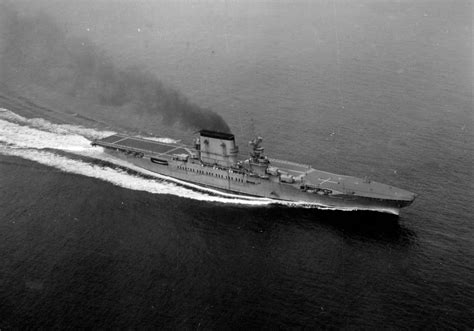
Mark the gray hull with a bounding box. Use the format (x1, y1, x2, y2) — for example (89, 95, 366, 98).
(102, 147, 413, 215)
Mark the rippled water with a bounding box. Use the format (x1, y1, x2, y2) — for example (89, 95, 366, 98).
(1, 0, 473, 328)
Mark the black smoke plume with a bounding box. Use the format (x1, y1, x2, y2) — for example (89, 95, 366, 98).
(0, 4, 231, 133)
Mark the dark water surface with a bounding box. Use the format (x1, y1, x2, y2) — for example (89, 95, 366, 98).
(1, 156, 472, 329)
(1, 0, 473, 328)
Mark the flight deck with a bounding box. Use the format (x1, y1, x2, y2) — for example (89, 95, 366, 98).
(93, 134, 190, 156)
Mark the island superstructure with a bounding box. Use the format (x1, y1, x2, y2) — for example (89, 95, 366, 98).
(91, 130, 416, 214)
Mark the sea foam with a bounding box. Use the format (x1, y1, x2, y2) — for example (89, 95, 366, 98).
(0, 108, 379, 211)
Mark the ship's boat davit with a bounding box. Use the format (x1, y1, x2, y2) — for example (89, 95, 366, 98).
(91, 130, 416, 215)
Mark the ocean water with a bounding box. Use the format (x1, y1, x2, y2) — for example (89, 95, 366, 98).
(1, 0, 473, 328)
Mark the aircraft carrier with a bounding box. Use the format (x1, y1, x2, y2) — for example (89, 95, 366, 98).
(91, 130, 416, 215)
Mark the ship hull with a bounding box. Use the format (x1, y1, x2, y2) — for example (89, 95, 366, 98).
(102, 148, 409, 215)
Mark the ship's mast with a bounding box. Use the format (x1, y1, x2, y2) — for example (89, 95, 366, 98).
(242, 136, 270, 176)
(249, 137, 269, 164)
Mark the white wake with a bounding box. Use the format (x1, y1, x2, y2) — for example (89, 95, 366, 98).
(0, 108, 387, 212)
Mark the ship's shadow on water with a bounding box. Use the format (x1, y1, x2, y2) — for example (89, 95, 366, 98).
(197, 203, 417, 246)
